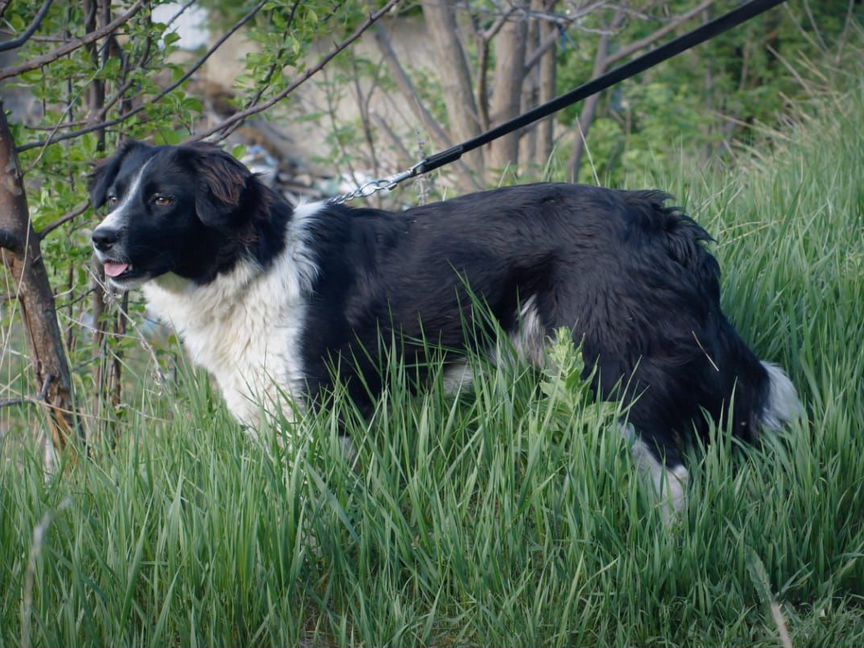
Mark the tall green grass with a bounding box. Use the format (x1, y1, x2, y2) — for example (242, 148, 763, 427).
(2, 83, 863, 647)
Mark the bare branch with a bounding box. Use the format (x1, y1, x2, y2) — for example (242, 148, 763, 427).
(215, 0, 305, 142)
(604, 0, 717, 67)
(523, 1, 610, 73)
(373, 25, 454, 151)
(17, 0, 265, 153)
(0, 0, 54, 53)
(243, 1, 301, 110)
(38, 201, 90, 239)
(0, 397, 33, 409)
(420, 0, 482, 148)
(25, 26, 153, 135)
(165, 0, 197, 29)
(0, 374, 51, 410)
(524, 24, 561, 73)
(154, 0, 266, 110)
(371, 113, 412, 163)
(372, 25, 480, 190)
(481, 6, 517, 42)
(568, 8, 625, 180)
(0, 0, 144, 82)
(193, 0, 400, 142)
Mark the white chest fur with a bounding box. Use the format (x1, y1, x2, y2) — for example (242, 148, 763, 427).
(142, 203, 321, 429)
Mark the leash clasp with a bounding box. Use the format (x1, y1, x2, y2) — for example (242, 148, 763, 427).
(327, 162, 423, 206)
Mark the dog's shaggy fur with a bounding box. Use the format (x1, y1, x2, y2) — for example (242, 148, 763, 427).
(90, 141, 802, 512)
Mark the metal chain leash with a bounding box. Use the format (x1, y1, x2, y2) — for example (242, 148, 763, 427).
(327, 162, 424, 205)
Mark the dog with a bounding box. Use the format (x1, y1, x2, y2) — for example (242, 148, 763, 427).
(89, 141, 802, 514)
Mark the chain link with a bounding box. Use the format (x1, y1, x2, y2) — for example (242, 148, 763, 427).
(327, 163, 422, 206)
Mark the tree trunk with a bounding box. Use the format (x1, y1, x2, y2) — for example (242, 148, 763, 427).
(535, 0, 558, 167)
(84, 0, 109, 422)
(372, 25, 480, 193)
(487, 8, 528, 174)
(518, 7, 540, 171)
(0, 105, 82, 455)
(420, 0, 484, 176)
(567, 10, 625, 182)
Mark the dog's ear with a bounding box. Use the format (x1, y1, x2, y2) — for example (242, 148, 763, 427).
(186, 144, 252, 229)
(88, 140, 143, 208)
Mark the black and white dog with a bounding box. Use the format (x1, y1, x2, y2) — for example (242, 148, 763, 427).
(90, 141, 801, 512)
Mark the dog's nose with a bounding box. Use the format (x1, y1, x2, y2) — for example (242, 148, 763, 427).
(92, 227, 120, 252)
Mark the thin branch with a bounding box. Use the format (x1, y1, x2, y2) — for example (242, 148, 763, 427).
(0, 0, 54, 53)
(0, 0, 144, 82)
(215, 0, 305, 142)
(801, 0, 828, 53)
(373, 23, 454, 151)
(0, 397, 31, 408)
(23, 92, 81, 172)
(523, 1, 610, 72)
(95, 19, 154, 123)
(835, 0, 857, 61)
(604, 0, 717, 67)
(481, 6, 516, 42)
(0, 374, 51, 410)
(194, 0, 400, 142)
(352, 55, 384, 185)
(38, 201, 90, 239)
(17, 0, 265, 153)
(165, 0, 197, 29)
(24, 27, 153, 134)
(372, 23, 480, 188)
(524, 24, 562, 73)
(0, 32, 67, 44)
(371, 112, 412, 164)
(242, 0, 301, 109)
(151, 0, 266, 108)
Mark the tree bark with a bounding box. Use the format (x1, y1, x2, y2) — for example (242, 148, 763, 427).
(518, 6, 540, 170)
(487, 7, 528, 174)
(84, 0, 108, 407)
(567, 10, 624, 182)
(420, 0, 484, 175)
(0, 105, 81, 454)
(535, 0, 558, 167)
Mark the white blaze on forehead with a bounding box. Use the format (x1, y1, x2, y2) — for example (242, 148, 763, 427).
(97, 158, 152, 231)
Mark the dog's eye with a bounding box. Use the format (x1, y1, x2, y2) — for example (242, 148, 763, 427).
(152, 194, 174, 208)
(107, 194, 119, 206)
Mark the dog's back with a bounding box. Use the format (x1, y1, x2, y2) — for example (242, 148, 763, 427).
(301, 184, 798, 471)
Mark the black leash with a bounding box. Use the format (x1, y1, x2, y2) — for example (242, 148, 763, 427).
(330, 0, 788, 204)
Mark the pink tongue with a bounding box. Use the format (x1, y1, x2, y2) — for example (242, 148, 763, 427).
(104, 262, 129, 278)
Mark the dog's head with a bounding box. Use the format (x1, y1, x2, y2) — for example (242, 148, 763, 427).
(89, 141, 264, 290)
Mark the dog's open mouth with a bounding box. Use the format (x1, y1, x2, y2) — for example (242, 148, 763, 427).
(104, 261, 133, 279)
